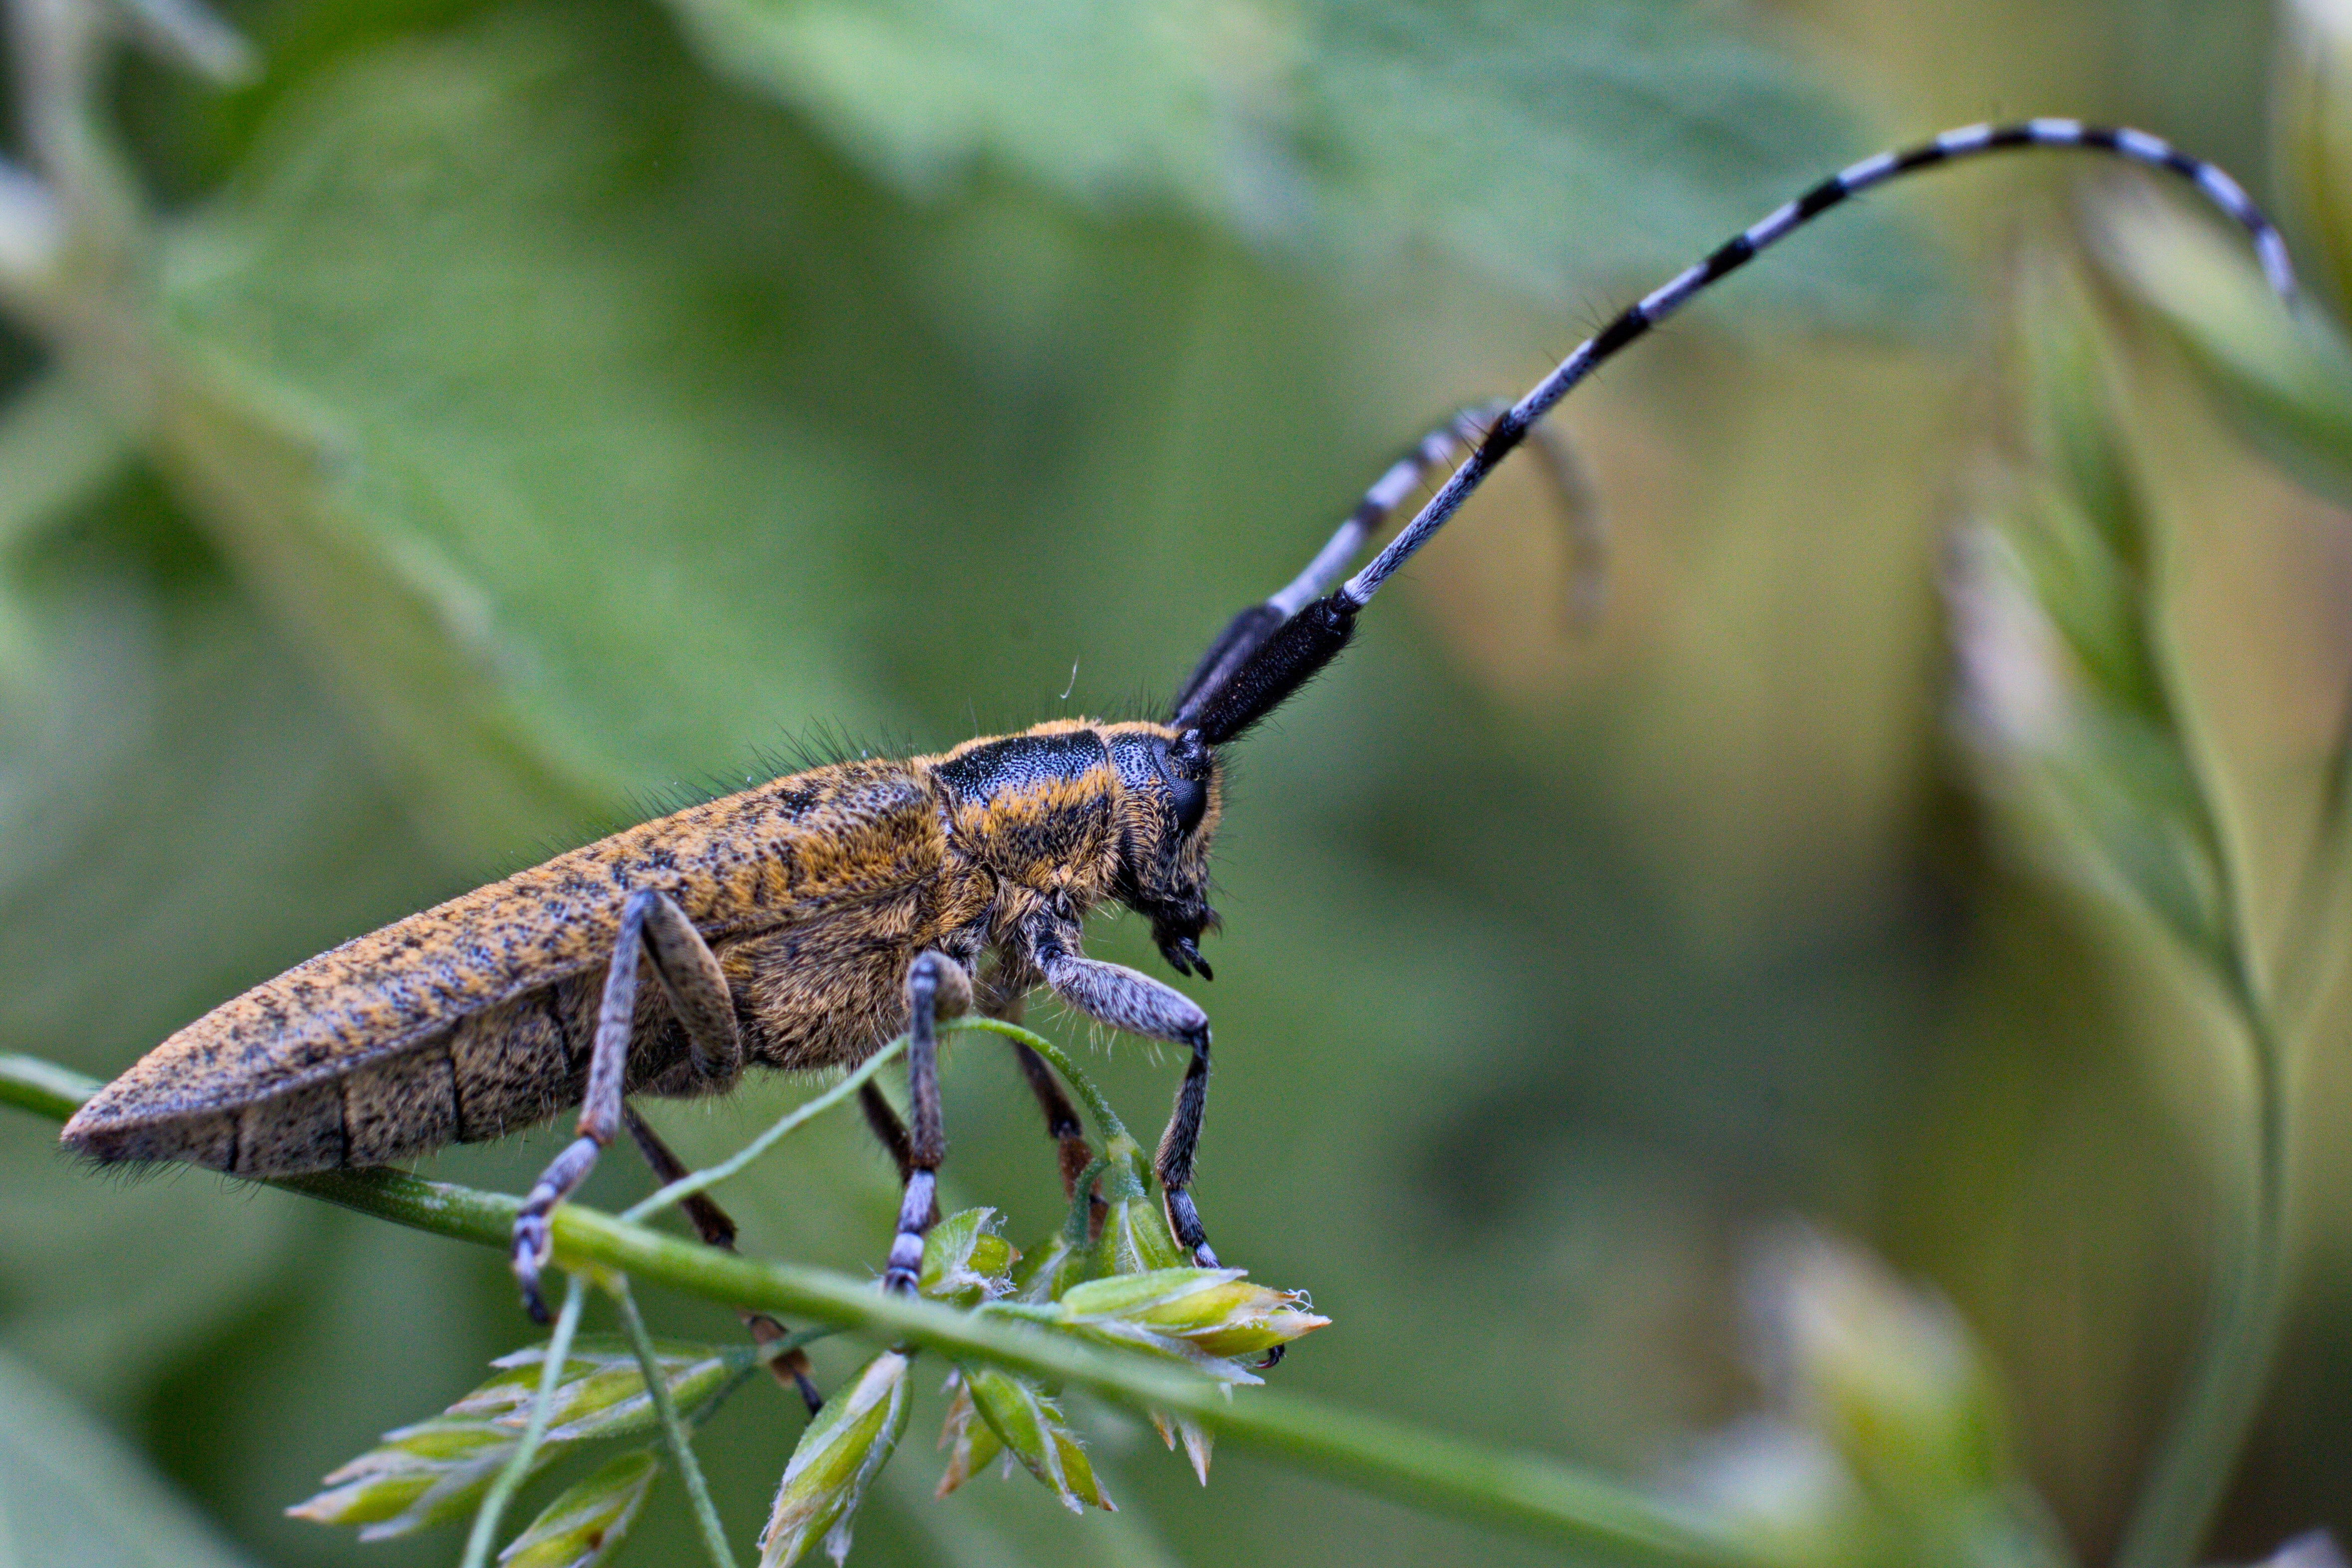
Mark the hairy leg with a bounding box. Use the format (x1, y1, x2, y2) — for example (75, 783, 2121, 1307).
(879, 950, 972, 1294)
(511, 889, 741, 1320)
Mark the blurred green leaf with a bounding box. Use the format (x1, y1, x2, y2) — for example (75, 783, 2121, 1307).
(147, 347, 617, 860)
(45, 0, 1945, 880)
(151, 7, 903, 862)
(0, 1349, 263, 1568)
(1677, 1228, 2067, 1568)
(0, 374, 136, 688)
(2096, 190, 2352, 508)
(0, 374, 135, 554)
(0, 484, 436, 1407)
(660, 0, 1938, 325)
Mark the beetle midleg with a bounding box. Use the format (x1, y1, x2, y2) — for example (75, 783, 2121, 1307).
(976, 957, 1097, 1203)
(1029, 919, 1218, 1265)
(624, 1106, 823, 1414)
(511, 889, 742, 1321)
(858, 1083, 913, 1183)
(1011, 1043, 1097, 1201)
(880, 949, 972, 1295)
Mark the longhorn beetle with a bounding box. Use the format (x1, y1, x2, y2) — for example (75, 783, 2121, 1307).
(61, 121, 2300, 1335)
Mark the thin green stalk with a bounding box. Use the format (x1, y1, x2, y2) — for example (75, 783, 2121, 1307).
(461, 1272, 586, 1568)
(0, 1052, 96, 1120)
(962, 1017, 1149, 1199)
(609, 1273, 739, 1568)
(564, 1206, 1747, 1568)
(623, 1037, 908, 1224)
(620, 1012, 1125, 1226)
(2115, 955, 2292, 1568)
(0, 1054, 1756, 1568)
(2272, 678, 2352, 1027)
(1064, 1155, 1111, 1244)
(956, 1017, 1131, 1143)
(2110, 593, 2297, 1568)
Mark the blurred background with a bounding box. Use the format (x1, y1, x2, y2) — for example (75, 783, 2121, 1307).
(0, 0, 2347, 1563)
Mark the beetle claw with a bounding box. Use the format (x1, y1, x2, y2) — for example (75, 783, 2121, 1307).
(513, 1218, 552, 1322)
(1165, 935, 1212, 980)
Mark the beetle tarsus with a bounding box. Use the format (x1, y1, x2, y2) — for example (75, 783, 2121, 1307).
(513, 1221, 552, 1323)
(1163, 1185, 1218, 1267)
(874, 951, 969, 1295)
(881, 1169, 935, 1295)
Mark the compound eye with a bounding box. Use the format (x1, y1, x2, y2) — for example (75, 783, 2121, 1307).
(1169, 774, 1209, 836)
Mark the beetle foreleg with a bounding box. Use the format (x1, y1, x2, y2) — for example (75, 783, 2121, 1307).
(1030, 922, 1220, 1266)
(1154, 1036, 1218, 1268)
(881, 949, 972, 1295)
(512, 888, 739, 1321)
(1033, 934, 1209, 1048)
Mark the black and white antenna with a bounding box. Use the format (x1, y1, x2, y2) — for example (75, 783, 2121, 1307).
(1174, 119, 2301, 745)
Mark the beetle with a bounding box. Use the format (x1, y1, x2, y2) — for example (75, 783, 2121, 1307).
(60, 119, 2298, 1328)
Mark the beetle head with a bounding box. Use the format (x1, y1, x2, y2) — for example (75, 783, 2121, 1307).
(1108, 725, 1223, 978)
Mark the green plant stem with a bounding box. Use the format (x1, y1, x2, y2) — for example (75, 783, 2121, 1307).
(609, 1273, 739, 1568)
(2115, 954, 2292, 1568)
(2274, 687, 2352, 1031)
(579, 1211, 1743, 1567)
(964, 1017, 1149, 1198)
(956, 1017, 1131, 1143)
(620, 1015, 1133, 1225)
(0, 1053, 1753, 1568)
(462, 1271, 586, 1568)
(2105, 598, 2297, 1568)
(0, 1052, 96, 1119)
(622, 1037, 907, 1224)
(1064, 1155, 1112, 1244)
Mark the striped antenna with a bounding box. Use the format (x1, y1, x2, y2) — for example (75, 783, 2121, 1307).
(1174, 120, 2301, 746)
(1345, 119, 2298, 609)
(1172, 402, 1504, 723)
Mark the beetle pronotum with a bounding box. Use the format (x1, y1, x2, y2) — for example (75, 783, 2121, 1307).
(61, 121, 2300, 1334)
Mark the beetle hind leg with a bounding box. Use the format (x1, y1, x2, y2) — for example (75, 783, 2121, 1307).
(510, 888, 745, 1321)
(878, 949, 972, 1295)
